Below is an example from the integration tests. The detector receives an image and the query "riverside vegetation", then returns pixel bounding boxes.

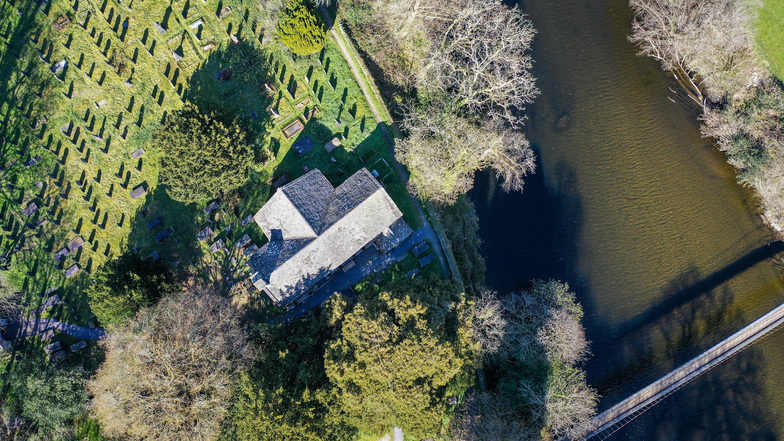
[0,0,598,440]
[338,0,599,439]
[629,0,784,233]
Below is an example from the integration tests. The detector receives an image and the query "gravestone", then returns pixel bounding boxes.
[67,236,84,252]
[64,264,80,278]
[49,350,67,363]
[197,225,213,241]
[209,238,224,252]
[154,21,167,34]
[44,341,62,354]
[235,233,251,249]
[130,184,146,199]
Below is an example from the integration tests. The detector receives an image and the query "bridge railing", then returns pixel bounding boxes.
[572,302,784,441]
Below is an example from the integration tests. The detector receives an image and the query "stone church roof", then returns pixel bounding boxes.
[249,169,406,306]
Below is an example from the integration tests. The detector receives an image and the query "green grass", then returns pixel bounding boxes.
[0,0,419,332]
[755,0,784,82]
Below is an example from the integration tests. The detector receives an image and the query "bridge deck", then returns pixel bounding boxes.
[579,302,784,440]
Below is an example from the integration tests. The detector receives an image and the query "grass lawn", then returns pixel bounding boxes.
[755,0,784,82]
[0,0,418,338]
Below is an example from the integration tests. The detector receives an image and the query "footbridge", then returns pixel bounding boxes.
[574,302,784,440]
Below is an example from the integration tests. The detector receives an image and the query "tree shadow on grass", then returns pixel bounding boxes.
[125,184,202,276]
[184,39,276,143]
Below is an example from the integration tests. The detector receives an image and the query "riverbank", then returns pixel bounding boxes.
[472,0,784,438]
[629,0,784,236]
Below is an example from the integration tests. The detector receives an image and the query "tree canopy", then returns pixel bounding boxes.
[324,282,477,438]
[89,290,253,441]
[461,281,597,440]
[3,360,88,440]
[86,252,177,325]
[276,0,326,56]
[398,103,535,203]
[155,105,252,205]
[221,310,355,441]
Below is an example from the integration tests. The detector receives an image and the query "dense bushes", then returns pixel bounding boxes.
[154,105,253,205]
[276,0,326,56]
[86,252,177,325]
[2,360,88,440]
[325,282,477,438]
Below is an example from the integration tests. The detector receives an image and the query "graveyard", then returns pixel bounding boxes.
[0,0,417,348]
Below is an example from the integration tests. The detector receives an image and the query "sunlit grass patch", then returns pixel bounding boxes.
[755,0,784,81]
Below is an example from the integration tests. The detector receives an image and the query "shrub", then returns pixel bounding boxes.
[154,105,253,205]
[276,0,326,56]
[86,252,177,325]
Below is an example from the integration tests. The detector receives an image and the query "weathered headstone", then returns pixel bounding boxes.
[44,341,62,354]
[130,183,146,199]
[209,238,224,253]
[70,340,87,353]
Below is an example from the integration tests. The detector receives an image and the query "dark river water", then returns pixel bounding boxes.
[470,0,784,439]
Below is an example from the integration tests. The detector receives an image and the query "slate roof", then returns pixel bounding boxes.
[249,169,407,306]
[374,218,413,253]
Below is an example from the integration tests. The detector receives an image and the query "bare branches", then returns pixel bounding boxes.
[398,104,535,203]
[629,0,784,234]
[537,308,589,366]
[628,0,759,101]
[465,284,597,439]
[520,365,599,439]
[89,290,253,441]
[448,392,539,441]
[419,0,538,126]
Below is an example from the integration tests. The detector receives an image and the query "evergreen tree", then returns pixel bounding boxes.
[155,105,252,205]
[4,360,88,440]
[87,253,177,325]
[277,0,326,56]
[324,281,477,438]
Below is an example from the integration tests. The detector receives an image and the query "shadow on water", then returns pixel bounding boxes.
[469,145,586,293]
[590,278,741,399]
[600,283,779,440]
[608,242,784,340]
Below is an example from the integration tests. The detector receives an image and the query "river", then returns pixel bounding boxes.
[470,0,784,439]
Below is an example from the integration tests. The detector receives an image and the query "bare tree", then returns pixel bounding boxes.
[0,291,21,322]
[472,290,507,359]
[520,366,598,440]
[448,392,538,441]
[628,0,760,103]
[88,289,253,441]
[418,0,538,125]
[537,308,589,366]
[398,103,535,203]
